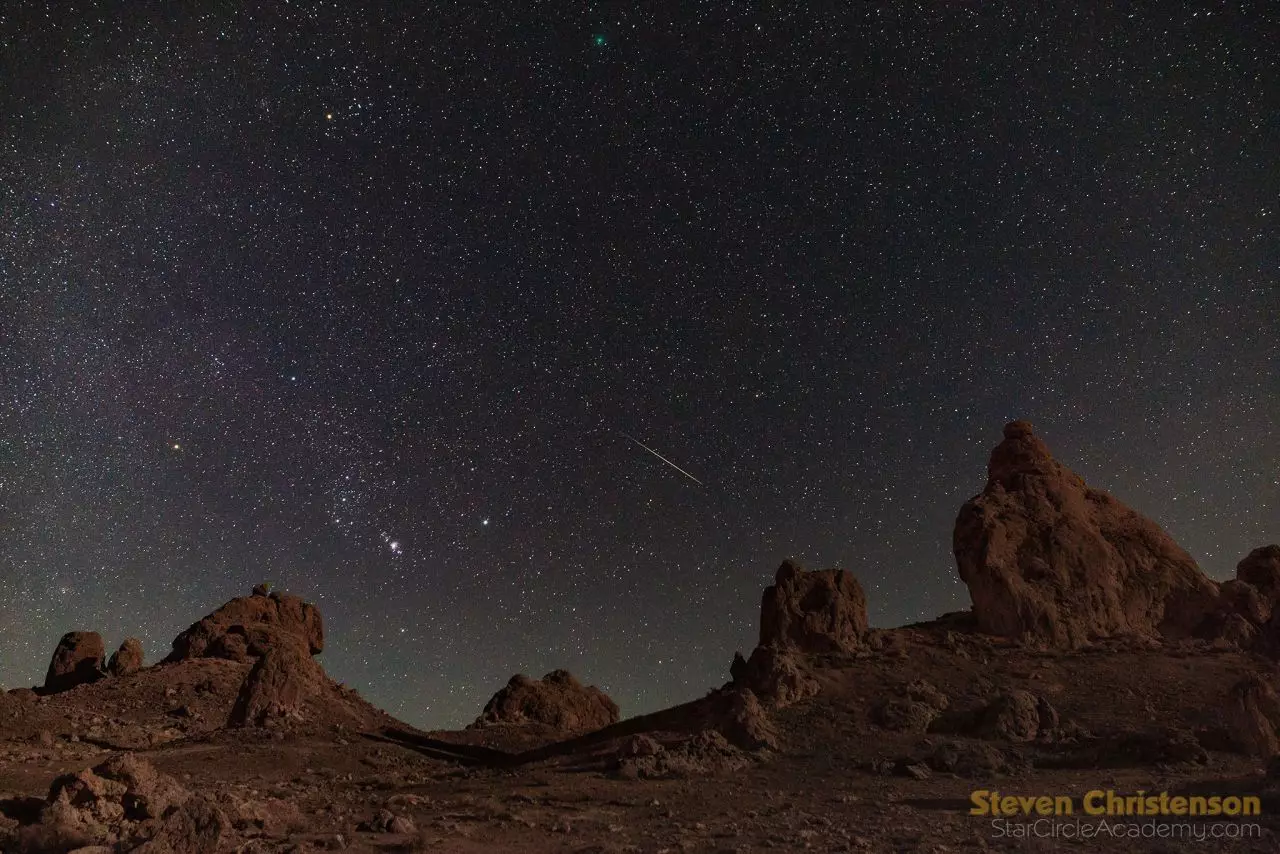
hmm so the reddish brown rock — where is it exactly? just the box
[107,637,144,677]
[164,588,324,663]
[473,670,619,733]
[18,754,227,853]
[729,645,819,706]
[42,631,106,694]
[953,421,1220,646]
[718,688,779,751]
[758,560,868,653]
[228,643,326,727]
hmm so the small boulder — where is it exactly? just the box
[43,632,106,694]
[19,754,226,853]
[729,645,819,706]
[473,670,618,733]
[975,689,1058,742]
[107,638,144,677]
[758,560,868,653]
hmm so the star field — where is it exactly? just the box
[1,5,1276,728]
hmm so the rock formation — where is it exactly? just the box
[15,754,227,853]
[164,586,324,663]
[953,421,1220,646]
[473,670,619,733]
[107,637,144,677]
[1237,546,1280,598]
[42,631,106,694]
[758,560,868,653]
[730,646,819,706]
[228,643,327,727]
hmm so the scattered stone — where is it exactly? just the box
[107,637,144,677]
[472,670,619,733]
[43,632,106,694]
[15,754,226,853]
[953,421,1219,646]
[616,730,754,779]
[900,762,931,780]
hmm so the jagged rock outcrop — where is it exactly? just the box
[758,560,868,653]
[473,670,619,733]
[42,631,106,694]
[229,643,327,727]
[164,587,324,663]
[14,754,227,853]
[1238,546,1280,598]
[730,646,819,706]
[953,421,1220,646]
[107,637,144,677]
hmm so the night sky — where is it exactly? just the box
[2,5,1276,729]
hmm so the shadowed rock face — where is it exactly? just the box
[953,421,1220,647]
[229,643,326,727]
[43,631,106,694]
[474,670,620,733]
[758,560,868,653]
[164,588,324,663]
[1238,546,1280,599]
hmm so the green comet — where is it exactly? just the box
[592,33,607,47]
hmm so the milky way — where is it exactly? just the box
[2,5,1276,727]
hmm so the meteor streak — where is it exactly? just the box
[619,432,703,485]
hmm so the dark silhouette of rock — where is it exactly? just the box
[953,421,1220,646]
[42,631,106,694]
[1238,546,1280,599]
[729,646,819,706]
[757,560,868,653]
[107,637,144,677]
[228,643,326,727]
[473,670,619,732]
[164,588,324,663]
